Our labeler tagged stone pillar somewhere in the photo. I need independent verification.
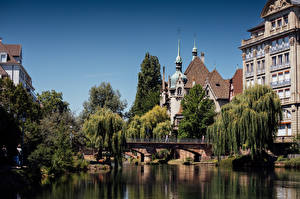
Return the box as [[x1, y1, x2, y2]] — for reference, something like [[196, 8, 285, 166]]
[[264, 45, 271, 85]]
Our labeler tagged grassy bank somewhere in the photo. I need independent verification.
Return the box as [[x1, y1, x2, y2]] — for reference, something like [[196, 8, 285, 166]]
[[275, 157, 300, 169]]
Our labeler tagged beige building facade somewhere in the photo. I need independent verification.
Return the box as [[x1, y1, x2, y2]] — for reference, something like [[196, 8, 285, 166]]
[[240, 0, 300, 142]]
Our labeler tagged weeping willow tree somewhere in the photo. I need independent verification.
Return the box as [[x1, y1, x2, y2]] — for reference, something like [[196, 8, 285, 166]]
[[207, 85, 282, 158], [83, 108, 126, 166], [126, 105, 171, 140]]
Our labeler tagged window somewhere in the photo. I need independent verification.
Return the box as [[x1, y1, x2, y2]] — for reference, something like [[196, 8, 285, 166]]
[[278, 124, 286, 136], [246, 64, 249, 73], [250, 63, 253, 72], [285, 71, 290, 80], [278, 55, 283, 65], [272, 21, 276, 29], [278, 72, 284, 82], [284, 53, 289, 64], [272, 40, 277, 48], [258, 77, 262, 85], [246, 80, 250, 87], [0, 54, 6, 62], [278, 90, 284, 98], [177, 87, 182, 96], [284, 15, 289, 25], [287, 124, 292, 136], [250, 79, 254, 86], [262, 76, 265, 85], [284, 36, 289, 47], [257, 61, 261, 70], [277, 19, 282, 27], [272, 56, 277, 66], [285, 89, 290, 98], [262, 60, 265, 69], [272, 74, 277, 82]]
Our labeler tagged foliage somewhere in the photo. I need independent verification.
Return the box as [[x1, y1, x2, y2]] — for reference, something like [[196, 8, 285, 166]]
[[81, 82, 127, 120], [126, 106, 171, 140], [282, 157, 300, 169], [208, 85, 282, 158], [178, 84, 215, 139], [130, 52, 161, 117], [82, 108, 126, 166], [0, 78, 41, 122], [37, 90, 69, 117], [27, 112, 80, 175]]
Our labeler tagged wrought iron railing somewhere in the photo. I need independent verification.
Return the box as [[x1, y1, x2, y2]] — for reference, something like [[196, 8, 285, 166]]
[[270, 79, 291, 88], [126, 138, 208, 144], [270, 62, 290, 72]]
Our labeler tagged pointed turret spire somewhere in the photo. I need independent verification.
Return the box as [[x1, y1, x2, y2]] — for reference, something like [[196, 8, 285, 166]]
[[175, 40, 182, 71], [192, 40, 198, 60]]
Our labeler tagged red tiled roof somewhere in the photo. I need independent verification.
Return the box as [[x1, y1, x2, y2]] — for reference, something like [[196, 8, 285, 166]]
[[231, 69, 243, 96], [4, 44, 22, 57], [0, 42, 18, 64], [184, 57, 210, 88], [206, 69, 230, 99]]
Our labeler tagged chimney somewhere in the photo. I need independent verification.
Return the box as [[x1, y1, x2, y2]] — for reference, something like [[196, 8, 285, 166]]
[[201, 52, 205, 63], [162, 66, 166, 91]]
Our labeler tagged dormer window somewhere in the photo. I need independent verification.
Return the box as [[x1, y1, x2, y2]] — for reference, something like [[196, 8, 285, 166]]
[[216, 83, 220, 87], [0, 53, 7, 63]]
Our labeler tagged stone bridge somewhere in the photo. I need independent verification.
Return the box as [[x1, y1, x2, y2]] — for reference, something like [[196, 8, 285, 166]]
[[125, 139, 213, 162]]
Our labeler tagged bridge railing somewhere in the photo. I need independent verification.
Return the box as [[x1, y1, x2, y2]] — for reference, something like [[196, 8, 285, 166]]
[[126, 138, 208, 144]]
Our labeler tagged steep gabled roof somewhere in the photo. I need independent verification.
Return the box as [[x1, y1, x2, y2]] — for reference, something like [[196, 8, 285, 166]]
[[184, 57, 210, 88], [0, 42, 19, 64], [261, 0, 299, 18], [206, 69, 230, 100], [231, 69, 243, 96], [4, 44, 22, 57]]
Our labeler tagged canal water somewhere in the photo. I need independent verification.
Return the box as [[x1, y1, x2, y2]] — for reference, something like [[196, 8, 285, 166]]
[[18, 165, 300, 199]]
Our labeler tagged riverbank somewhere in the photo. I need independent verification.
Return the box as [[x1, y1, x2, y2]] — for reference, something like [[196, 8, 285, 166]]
[[275, 157, 300, 169]]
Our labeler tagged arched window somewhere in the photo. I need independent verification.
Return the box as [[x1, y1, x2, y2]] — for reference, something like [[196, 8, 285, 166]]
[[177, 87, 182, 96]]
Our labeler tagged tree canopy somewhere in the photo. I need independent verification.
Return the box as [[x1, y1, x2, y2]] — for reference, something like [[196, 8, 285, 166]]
[[37, 90, 69, 117], [130, 53, 161, 117], [126, 105, 171, 140], [178, 84, 215, 139], [82, 82, 127, 120], [207, 85, 282, 157], [82, 108, 126, 166]]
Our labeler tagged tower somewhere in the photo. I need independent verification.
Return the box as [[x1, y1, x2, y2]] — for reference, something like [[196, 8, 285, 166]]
[[192, 40, 198, 60]]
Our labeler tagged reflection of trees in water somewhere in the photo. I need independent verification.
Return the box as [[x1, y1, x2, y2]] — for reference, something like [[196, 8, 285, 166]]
[[19, 166, 300, 199]]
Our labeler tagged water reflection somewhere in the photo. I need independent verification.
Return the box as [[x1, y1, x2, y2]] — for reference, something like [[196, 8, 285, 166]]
[[18, 166, 300, 199]]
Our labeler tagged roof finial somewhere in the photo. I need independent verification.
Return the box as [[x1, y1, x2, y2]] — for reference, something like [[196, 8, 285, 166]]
[[176, 40, 182, 65], [192, 39, 198, 60]]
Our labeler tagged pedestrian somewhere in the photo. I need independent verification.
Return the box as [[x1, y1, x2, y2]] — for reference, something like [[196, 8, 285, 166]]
[[16, 144, 22, 166]]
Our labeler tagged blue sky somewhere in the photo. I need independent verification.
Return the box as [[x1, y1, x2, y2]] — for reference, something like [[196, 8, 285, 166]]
[[1, 0, 267, 114]]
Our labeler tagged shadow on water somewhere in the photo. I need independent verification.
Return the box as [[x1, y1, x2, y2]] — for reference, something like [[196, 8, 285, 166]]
[[5, 165, 300, 199]]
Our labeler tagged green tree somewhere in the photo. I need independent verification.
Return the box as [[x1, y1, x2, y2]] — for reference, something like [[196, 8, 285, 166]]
[[131, 52, 161, 116], [127, 105, 171, 140], [207, 85, 282, 158], [178, 84, 215, 139], [0, 78, 41, 122], [82, 108, 126, 166], [81, 82, 127, 120], [37, 90, 69, 117]]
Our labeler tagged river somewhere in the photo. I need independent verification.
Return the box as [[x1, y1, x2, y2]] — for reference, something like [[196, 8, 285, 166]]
[[11, 165, 300, 199]]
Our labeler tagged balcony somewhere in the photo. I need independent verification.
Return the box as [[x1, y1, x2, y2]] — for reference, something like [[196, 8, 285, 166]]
[[270, 62, 290, 72], [245, 54, 254, 61], [280, 97, 291, 105], [270, 79, 291, 88], [242, 34, 265, 46], [257, 69, 265, 75], [256, 51, 265, 59], [270, 44, 290, 54], [245, 71, 254, 78]]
